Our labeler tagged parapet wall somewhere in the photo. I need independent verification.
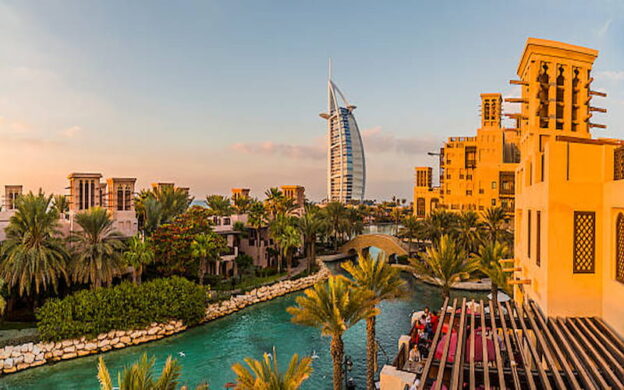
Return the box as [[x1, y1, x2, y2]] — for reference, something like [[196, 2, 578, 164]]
[[0, 264, 330, 376]]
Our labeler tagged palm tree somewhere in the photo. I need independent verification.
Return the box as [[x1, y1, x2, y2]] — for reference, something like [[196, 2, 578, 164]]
[[264, 188, 285, 219], [231, 347, 313, 390], [97, 353, 207, 390], [398, 216, 421, 254], [287, 276, 378, 390], [248, 202, 268, 262], [455, 211, 482, 254], [122, 235, 154, 284], [52, 194, 70, 220], [233, 196, 254, 215], [390, 207, 402, 236], [473, 241, 511, 302], [481, 206, 508, 243], [342, 255, 406, 390], [70, 207, 125, 289], [152, 186, 193, 224], [296, 205, 325, 273], [342, 208, 364, 241], [405, 235, 479, 299], [274, 224, 301, 275], [0, 191, 69, 297], [321, 202, 346, 250], [418, 210, 458, 243], [206, 195, 234, 217], [191, 231, 227, 283]]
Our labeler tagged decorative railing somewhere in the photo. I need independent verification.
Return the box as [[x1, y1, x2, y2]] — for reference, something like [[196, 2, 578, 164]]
[[615, 146, 624, 180]]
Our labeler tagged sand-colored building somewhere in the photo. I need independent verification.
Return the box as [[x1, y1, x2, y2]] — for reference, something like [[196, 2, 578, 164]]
[[231, 188, 250, 200], [510, 38, 623, 335], [281, 185, 305, 210], [413, 93, 520, 216]]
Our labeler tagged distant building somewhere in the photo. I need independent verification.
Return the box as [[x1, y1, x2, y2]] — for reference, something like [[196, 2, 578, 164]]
[[0, 185, 23, 241], [231, 188, 250, 200], [281, 185, 305, 210], [413, 93, 520, 216], [320, 73, 366, 203]]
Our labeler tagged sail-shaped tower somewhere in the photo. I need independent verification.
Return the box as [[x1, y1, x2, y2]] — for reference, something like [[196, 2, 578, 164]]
[[320, 73, 366, 203]]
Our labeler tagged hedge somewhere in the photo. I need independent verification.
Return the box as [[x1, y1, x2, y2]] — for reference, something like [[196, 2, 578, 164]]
[[36, 277, 207, 341]]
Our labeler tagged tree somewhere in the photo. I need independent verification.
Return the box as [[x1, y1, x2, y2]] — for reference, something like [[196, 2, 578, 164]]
[[206, 195, 234, 217], [287, 276, 378, 390], [231, 347, 313, 390], [136, 186, 192, 233], [342, 255, 406, 390], [321, 202, 346, 250], [233, 196, 254, 215], [481, 206, 509, 244], [269, 214, 300, 274], [264, 188, 285, 219], [418, 210, 458, 243], [296, 205, 325, 273], [70, 207, 125, 289], [454, 211, 482, 254], [473, 241, 511, 302], [122, 235, 154, 284], [52, 194, 70, 220], [390, 207, 403, 236], [405, 235, 479, 299], [97, 353, 207, 390], [398, 216, 421, 254], [191, 231, 227, 284], [0, 191, 69, 297], [341, 208, 364, 241]]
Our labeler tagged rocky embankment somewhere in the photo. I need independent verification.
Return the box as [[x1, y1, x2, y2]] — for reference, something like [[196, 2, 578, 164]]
[[0, 264, 330, 375]]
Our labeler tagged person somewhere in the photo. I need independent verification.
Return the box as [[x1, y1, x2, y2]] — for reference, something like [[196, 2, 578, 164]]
[[430, 311, 440, 332], [419, 314, 427, 327], [409, 344, 420, 363]]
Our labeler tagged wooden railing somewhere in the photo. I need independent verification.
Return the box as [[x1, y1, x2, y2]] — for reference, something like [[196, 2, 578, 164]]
[[392, 343, 407, 369]]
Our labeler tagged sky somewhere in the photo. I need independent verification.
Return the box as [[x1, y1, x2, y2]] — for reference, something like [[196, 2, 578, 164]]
[[1, 1, 623, 202]]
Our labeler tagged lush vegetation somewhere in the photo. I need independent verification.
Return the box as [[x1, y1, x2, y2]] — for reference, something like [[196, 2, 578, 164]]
[[36, 277, 206, 341], [231, 347, 313, 390]]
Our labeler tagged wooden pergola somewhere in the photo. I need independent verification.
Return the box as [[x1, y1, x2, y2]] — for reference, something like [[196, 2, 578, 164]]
[[402, 297, 624, 389]]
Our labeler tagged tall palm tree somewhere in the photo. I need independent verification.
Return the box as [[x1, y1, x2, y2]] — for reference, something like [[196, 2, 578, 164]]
[[248, 202, 268, 263], [231, 347, 313, 390], [97, 353, 207, 390], [233, 195, 254, 215], [481, 206, 508, 244], [296, 205, 325, 273], [405, 235, 479, 299], [122, 235, 154, 284], [398, 216, 421, 254], [341, 208, 364, 241], [419, 210, 458, 243], [321, 202, 346, 250], [152, 186, 193, 224], [274, 224, 301, 275], [287, 276, 378, 390], [205, 195, 234, 217], [70, 207, 125, 289], [0, 191, 69, 297], [191, 231, 226, 283], [390, 207, 403, 236], [455, 211, 482, 254], [473, 241, 511, 302], [52, 194, 70, 220], [342, 255, 406, 390], [264, 188, 285, 219]]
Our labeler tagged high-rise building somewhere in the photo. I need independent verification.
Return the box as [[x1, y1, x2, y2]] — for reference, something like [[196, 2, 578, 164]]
[[320, 72, 366, 203]]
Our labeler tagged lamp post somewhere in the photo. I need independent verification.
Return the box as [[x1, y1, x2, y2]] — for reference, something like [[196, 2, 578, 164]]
[[343, 355, 354, 389]]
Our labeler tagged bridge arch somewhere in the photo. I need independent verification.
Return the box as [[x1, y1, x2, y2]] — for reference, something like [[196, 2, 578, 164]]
[[340, 234, 409, 257]]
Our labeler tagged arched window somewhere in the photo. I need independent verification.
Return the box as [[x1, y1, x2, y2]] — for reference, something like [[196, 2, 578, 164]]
[[617, 213, 624, 283]]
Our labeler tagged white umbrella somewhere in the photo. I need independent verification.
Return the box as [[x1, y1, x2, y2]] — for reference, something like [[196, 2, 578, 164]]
[[487, 291, 511, 302]]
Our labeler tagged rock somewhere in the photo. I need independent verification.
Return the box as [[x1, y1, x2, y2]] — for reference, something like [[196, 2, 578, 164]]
[[13, 356, 23, 365], [98, 339, 110, 348], [113, 343, 125, 349], [62, 340, 74, 348], [120, 336, 131, 344], [16, 363, 30, 371], [3, 366, 17, 373], [75, 343, 85, 350], [32, 345, 41, 355], [4, 358, 14, 369], [110, 338, 120, 345], [147, 327, 159, 335], [97, 333, 108, 340], [31, 360, 46, 367], [115, 330, 126, 338], [85, 343, 97, 351], [24, 353, 35, 364], [77, 350, 91, 357], [101, 346, 112, 352], [63, 345, 76, 353], [62, 352, 77, 360], [36, 353, 44, 361]]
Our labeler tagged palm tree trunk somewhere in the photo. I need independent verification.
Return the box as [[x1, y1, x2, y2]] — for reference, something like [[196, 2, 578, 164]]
[[309, 239, 316, 273], [491, 282, 498, 303], [198, 258, 206, 285], [130, 266, 138, 284], [442, 285, 450, 300], [137, 265, 143, 285], [366, 316, 377, 390], [287, 251, 292, 275], [330, 335, 344, 390]]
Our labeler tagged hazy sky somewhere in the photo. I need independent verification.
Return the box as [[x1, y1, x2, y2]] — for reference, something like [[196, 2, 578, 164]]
[[1, 1, 623, 201]]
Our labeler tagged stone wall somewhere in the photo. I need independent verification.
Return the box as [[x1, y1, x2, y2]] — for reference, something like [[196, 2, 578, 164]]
[[0, 264, 330, 376]]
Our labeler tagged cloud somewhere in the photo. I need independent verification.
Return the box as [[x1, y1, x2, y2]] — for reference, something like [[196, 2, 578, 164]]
[[231, 141, 324, 160], [361, 127, 440, 154], [60, 125, 82, 138], [596, 18, 612, 37], [596, 71, 624, 82]]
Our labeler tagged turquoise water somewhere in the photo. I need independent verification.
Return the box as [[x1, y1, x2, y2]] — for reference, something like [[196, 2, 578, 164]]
[[0, 239, 483, 389]]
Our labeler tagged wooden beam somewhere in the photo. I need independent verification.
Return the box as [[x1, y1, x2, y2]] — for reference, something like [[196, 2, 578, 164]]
[[418, 297, 450, 390], [549, 317, 597, 390], [522, 302, 567, 389], [510, 80, 529, 86], [575, 318, 624, 378], [490, 300, 514, 389], [589, 123, 607, 129], [504, 301, 538, 390], [478, 300, 490, 389], [589, 90, 607, 97], [505, 98, 528, 103], [528, 301, 581, 390], [469, 300, 476, 390], [502, 267, 522, 272], [504, 113, 528, 120], [434, 298, 459, 390], [582, 318, 624, 366], [585, 77, 594, 87], [593, 317, 624, 352], [589, 106, 607, 113], [450, 298, 468, 389], [557, 318, 610, 389], [499, 259, 516, 264], [508, 279, 531, 285]]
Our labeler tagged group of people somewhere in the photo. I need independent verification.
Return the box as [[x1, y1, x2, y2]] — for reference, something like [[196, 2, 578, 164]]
[[408, 306, 440, 366]]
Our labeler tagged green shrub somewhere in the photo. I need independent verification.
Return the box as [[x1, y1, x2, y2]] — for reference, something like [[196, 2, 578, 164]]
[[0, 328, 40, 348], [36, 277, 207, 341]]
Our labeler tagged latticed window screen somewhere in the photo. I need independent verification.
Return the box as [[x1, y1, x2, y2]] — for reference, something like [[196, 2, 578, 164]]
[[615, 146, 624, 181], [617, 213, 624, 283], [573, 211, 596, 274], [416, 198, 426, 217]]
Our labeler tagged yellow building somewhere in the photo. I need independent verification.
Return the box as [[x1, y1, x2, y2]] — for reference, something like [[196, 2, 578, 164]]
[[413, 93, 520, 216], [510, 38, 623, 335], [280, 185, 305, 209]]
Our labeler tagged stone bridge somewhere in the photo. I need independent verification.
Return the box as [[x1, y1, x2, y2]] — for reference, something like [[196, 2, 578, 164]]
[[340, 234, 409, 258]]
